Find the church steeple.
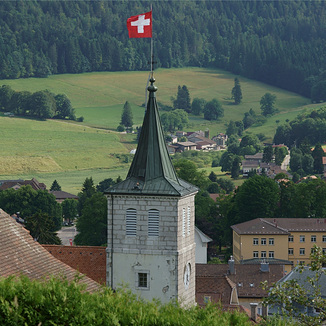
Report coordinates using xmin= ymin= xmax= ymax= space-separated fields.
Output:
xmin=106 ymin=77 xmax=197 ymax=197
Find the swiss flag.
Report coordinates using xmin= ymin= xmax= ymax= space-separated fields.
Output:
xmin=127 ymin=11 xmax=152 ymax=38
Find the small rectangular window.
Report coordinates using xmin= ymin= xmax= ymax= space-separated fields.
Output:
xmin=323 ymin=248 xmax=326 ymax=254
xmin=253 ymin=251 xmax=258 ymax=258
xmin=300 ymin=248 xmax=305 ymax=255
xmin=311 ymin=235 xmax=316 ymax=242
xmin=300 ymin=235 xmax=305 ymax=243
xmin=269 ymin=238 xmax=274 ymax=245
xmin=261 ymin=251 xmax=266 ymax=258
xmin=138 ymin=273 xmax=148 ymax=288
xmin=261 ymin=238 xmax=266 ymax=245
xmin=288 ymin=235 xmax=294 ymax=242
xmin=288 ymin=248 xmax=294 ymax=255
xmin=204 ymin=296 xmax=211 ymax=304
xmin=269 ymin=251 xmax=274 ymax=258
xmin=323 ymin=235 xmax=326 ymax=242
xmin=253 ymin=238 xmax=258 ymax=245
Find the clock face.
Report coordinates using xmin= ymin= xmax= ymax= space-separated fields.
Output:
xmin=183 ymin=263 xmax=191 ymax=290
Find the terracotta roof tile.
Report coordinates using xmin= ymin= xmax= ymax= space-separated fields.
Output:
xmin=43 ymin=245 xmax=106 ymax=284
xmin=0 ymin=209 xmax=100 ymax=292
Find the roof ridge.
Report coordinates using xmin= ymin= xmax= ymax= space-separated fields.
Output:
xmin=261 ymin=218 xmax=289 ymax=232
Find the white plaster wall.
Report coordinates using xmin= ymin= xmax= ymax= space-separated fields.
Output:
xmin=195 ymin=231 xmax=207 ymax=264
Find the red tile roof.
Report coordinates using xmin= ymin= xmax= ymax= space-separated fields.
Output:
xmin=0 ymin=209 xmax=99 ymax=292
xmin=43 ymin=245 xmax=106 ymax=284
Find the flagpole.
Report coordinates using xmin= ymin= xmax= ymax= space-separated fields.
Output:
xmin=151 ymin=3 xmax=153 ymax=78
xmin=145 ymin=5 xmax=153 ymax=105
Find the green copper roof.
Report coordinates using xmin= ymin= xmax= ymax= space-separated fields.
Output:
xmin=106 ymin=77 xmax=197 ymax=197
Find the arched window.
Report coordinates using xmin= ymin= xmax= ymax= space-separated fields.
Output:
xmin=148 ymin=209 xmax=159 ymax=237
xmin=126 ymin=208 xmax=137 ymax=236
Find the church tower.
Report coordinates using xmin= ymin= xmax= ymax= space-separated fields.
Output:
xmin=105 ymin=77 xmax=197 ymax=305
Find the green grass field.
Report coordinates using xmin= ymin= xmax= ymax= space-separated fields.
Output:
xmin=0 ymin=67 xmax=319 ymax=193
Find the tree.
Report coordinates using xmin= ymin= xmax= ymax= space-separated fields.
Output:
xmin=96 ymin=178 xmax=116 ymax=192
xmin=231 ymin=156 xmax=241 ymax=179
xmin=50 ymin=180 xmax=62 ymax=191
xmin=25 ymin=212 xmax=61 ymax=245
xmin=263 ymin=246 xmax=326 ymax=326
xmin=54 ymin=94 xmax=76 ymax=120
xmin=173 ymin=159 xmax=208 ymax=188
xmin=74 ymin=192 xmax=107 ymax=246
xmin=0 ymin=85 xmax=14 ymax=110
xmin=260 ymin=93 xmax=277 ymax=116
xmin=203 ymin=99 xmax=224 ymax=121
xmin=191 ymin=98 xmax=206 ymax=115
xmin=77 ymin=177 xmax=96 ymax=216
xmin=312 ymin=143 xmax=324 ymax=174
xmin=208 ymin=171 xmax=217 ymax=182
xmin=29 ymin=90 xmax=56 ymax=119
xmin=120 ymin=101 xmax=133 ymax=128
xmin=220 ymin=151 xmax=236 ymax=172
xmin=161 ymin=109 xmax=188 ymax=133
xmin=62 ymin=199 xmax=78 ymax=223
xmin=8 ymin=90 xmax=31 ymax=115
xmin=231 ymin=77 xmax=242 ymax=104
xmin=235 ymin=175 xmax=279 ymax=223
xmin=174 ymin=85 xmax=191 ymax=112
xmin=274 ymin=146 xmax=288 ymax=166
xmin=263 ymin=145 xmax=273 ymax=163
xmin=242 ymin=109 xmax=256 ymax=129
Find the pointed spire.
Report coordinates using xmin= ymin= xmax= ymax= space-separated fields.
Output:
xmin=106 ymin=77 xmax=197 ymax=196
xmin=127 ymin=77 xmax=178 ymax=183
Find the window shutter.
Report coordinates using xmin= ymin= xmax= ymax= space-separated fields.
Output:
xmin=126 ymin=208 xmax=137 ymax=236
xmin=148 ymin=209 xmax=159 ymax=237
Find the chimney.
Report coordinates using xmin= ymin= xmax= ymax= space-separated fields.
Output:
xmin=228 ymin=255 xmax=235 ymax=275
xmin=260 ymin=261 xmax=269 ymax=273
xmin=250 ymin=303 xmax=258 ymax=322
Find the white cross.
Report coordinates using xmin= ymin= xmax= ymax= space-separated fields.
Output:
xmin=131 ymin=14 xmax=150 ymax=33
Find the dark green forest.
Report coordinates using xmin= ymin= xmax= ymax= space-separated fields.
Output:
xmin=1 ymin=1 xmax=326 ymax=100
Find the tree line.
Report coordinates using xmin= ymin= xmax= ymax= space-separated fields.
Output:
xmin=0 ymin=85 xmax=79 ymax=120
xmin=1 ymin=1 xmax=326 ymax=100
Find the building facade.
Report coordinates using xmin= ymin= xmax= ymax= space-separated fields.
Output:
xmin=232 ymin=218 xmax=326 ymax=267
xmin=105 ymin=77 xmax=197 ymax=305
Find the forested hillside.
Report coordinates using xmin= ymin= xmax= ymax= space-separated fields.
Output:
xmin=1 ymin=1 xmax=326 ymax=100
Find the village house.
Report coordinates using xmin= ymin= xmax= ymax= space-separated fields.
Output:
xmin=232 ymin=218 xmax=326 ymax=267
xmin=196 ymin=258 xmax=284 ymax=316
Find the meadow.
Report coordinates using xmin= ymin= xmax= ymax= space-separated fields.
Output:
xmin=0 ymin=67 xmax=317 ymax=193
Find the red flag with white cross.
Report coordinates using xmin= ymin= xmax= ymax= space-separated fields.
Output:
xmin=127 ymin=11 xmax=152 ymax=38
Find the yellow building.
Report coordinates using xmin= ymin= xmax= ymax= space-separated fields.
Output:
xmin=231 ymin=218 xmax=326 ymax=268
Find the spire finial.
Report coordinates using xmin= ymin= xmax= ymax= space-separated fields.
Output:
xmin=147 ymin=76 xmax=157 ymax=92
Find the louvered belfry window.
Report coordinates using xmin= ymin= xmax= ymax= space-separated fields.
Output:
xmin=126 ymin=208 xmax=137 ymax=236
xmin=148 ymin=209 xmax=159 ymax=237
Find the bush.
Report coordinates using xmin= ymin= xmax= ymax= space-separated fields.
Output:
xmin=117 ymin=125 xmax=125 ymax=132
xmin=77 ymin=116 xmax=84 ymax=122
xmin=0 ymin=275 xmax=252 ymax=326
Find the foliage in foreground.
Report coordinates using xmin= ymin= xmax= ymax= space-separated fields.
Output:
xmin=0 ymin=275 xmax=252 ymax=326
xmin=262 ymin=246 xmax=326 ymax=326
